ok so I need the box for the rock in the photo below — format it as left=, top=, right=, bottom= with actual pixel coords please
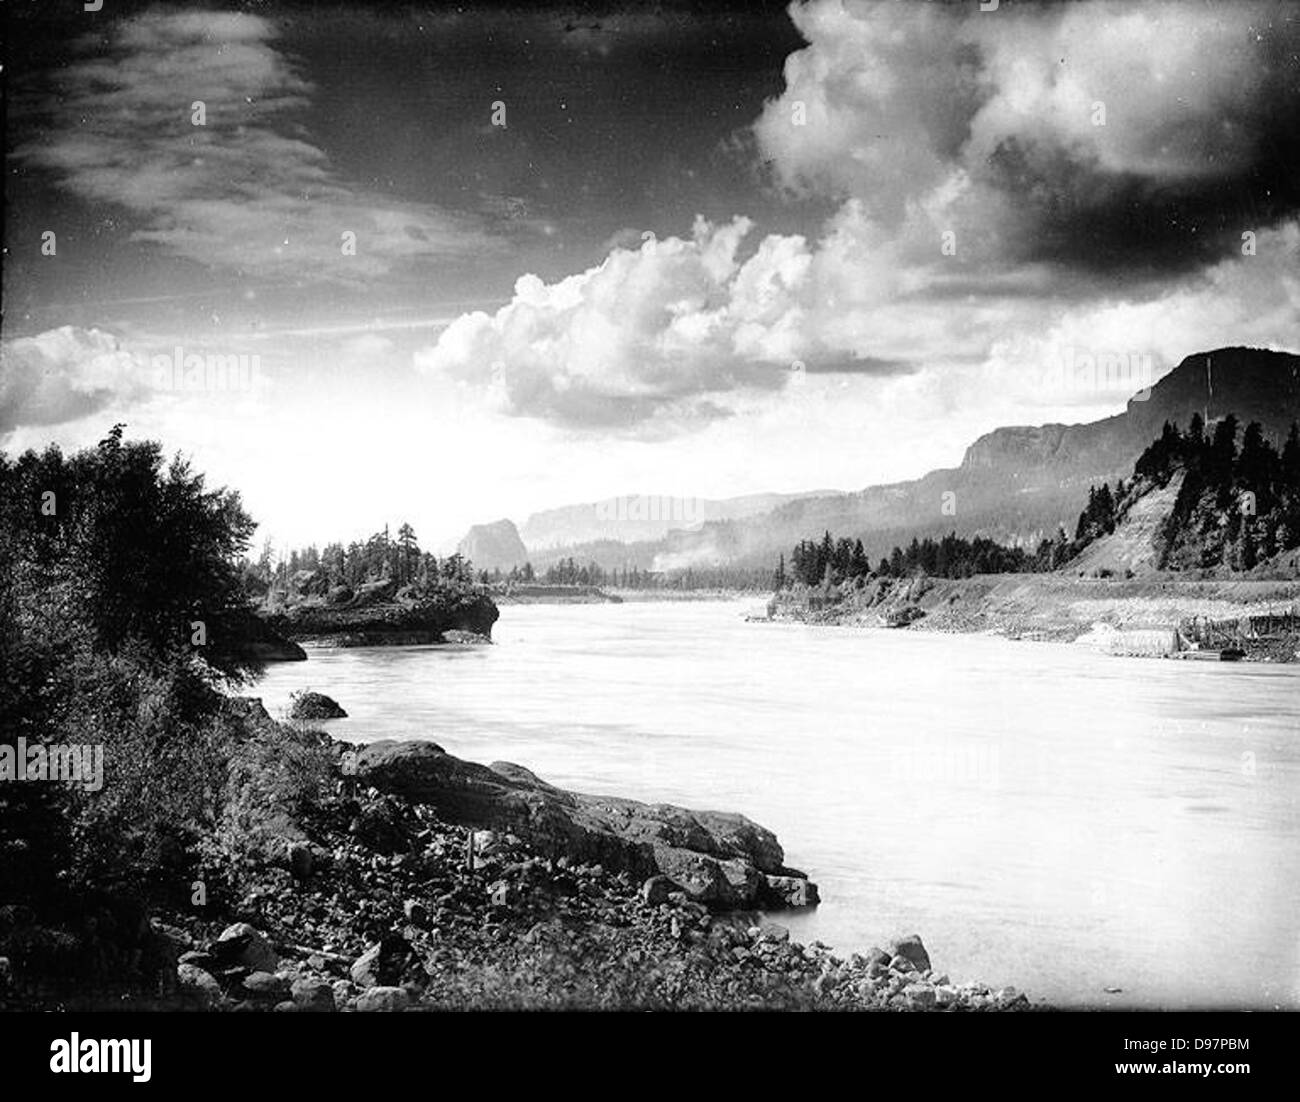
left=442, top=630, right=492, bottom=645
left=288, top=691, right=347, bottom=720
left=265, top=590, right=498, bottom=645
left=640, top=875, right=674, bottom=906
left=457, top=519, right=528, bottom=573
left=350, top=936, right=408, bottom=989
left=356, top=986, right=410, bottom=1013
left=178, top=949, right=219, bottom=972
left=864, top=947, right=891, bottom=971
left=757, top=923, right=790, bottom=943
left=289, top=843, right=313, bottom=882
left=761, top=874, right=820, bottom=909
left=176, top=963, right=221, bottom=1007
left=903, top=983, right=937, bottom=1010
left=291, top=977, right=336, bottom=1012
left=213, top=923, right=279, bottom=973
left=887, top=934, right=931, bottom=973
left=347, top=739, right=815, bottom=909
left=241, top=971, right=291, bottom=1001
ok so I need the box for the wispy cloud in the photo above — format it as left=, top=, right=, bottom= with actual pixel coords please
left=14, top=11, right=491, bottom=279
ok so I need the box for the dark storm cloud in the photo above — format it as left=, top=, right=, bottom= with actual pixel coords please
left=756, top=0, right=1300, bottom=277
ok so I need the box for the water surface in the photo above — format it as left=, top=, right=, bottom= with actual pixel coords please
left=255, top=600, right=1300, bottom=1008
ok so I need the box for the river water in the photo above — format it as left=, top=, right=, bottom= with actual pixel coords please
left=254, top=599, right=1300, bottom=1008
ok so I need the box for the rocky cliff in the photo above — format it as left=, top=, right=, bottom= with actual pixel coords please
left=456, top=519, right=528, bottom=572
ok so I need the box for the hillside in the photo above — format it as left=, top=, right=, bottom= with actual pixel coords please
left=512, top=347, right=1300, bottom=572
left=513, top=490, right=841, bottom=551
left=1064, top=472, right=1186, bottom=578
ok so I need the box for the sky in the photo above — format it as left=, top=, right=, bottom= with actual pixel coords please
left=3, top=0, right=1299, bottom=551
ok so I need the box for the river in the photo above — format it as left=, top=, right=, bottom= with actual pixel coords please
left=254, top=599, right=1300, bottom=1008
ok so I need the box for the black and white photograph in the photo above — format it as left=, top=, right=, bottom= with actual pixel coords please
left=1, top=0, right=1297, bottom=1080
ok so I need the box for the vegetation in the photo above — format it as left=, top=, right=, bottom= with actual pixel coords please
left=249, top=525, right=478, bottom=599
left=1125, top=415, right=1300, bottom=570
left=777, top=415, right=1300, bottom=589
left=0, top=427, right=275, bottom=927
left=488, top=559, right=772, bottom=591
left=783, top=529, right=1041, bottom=588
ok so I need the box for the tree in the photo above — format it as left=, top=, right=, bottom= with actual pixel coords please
left=396, top=522, right=419, bottom=584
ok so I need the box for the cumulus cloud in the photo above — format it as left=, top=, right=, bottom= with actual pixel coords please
left=418, top=0, right=1299, bottom=432
left=418, top=215, right=914, bottom=430
left=755, top=0, right=1300, bottom=272
left=0, top=327, right=150, bottom=434
left=14, top=11, right=488, bottom=278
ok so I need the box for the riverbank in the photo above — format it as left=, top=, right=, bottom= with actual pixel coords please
left=768, top=574, right=1300, bottom=660
left=0, top=700, right=1034, bottom=1012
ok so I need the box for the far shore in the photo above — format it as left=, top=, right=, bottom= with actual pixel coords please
left=765, top=573, right=1300, bottom=661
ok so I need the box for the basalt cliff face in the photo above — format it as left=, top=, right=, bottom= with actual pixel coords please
left=263, top=591, right=499, bottom=648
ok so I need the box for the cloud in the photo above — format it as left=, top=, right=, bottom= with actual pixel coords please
left=754, top=0, right=1300, bottom=273
left=0, top=327, right=149, bottom=434
left=419, top=215, right=892, bottom=430
left=418, top=0, right=1298, bottom=433
left=14, top=11, right=489, bottom=279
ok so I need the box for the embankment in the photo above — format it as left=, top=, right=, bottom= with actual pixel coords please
left=769, top=574, right=1300, bottom=659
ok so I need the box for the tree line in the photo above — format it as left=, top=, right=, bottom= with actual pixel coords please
left=776, top=413, right=1300, bottom=588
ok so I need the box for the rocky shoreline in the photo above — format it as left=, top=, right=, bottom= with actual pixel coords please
left=260, top=589, right=499, bottom=652
left=767, top=573, right=1300, bottom=661
left=0, top=702, right=1036, bottom=1012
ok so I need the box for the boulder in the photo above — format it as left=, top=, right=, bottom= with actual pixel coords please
left=241, top=971, right=291, bottom=1001
left=288, top=691, right=348, bottom=720
left=176, top=963, right=221, bottom=1007
left=761, top=874, right=820, bottom=908
left=887, top=934, right=931, bottom=973
left=348, top=739, right=817, bottom=910
left=212, top=923, right=279, bottom=973
left=903, top=982, right=937, bottom=1010
left=356, top=986, right=410, bottom=1013
left=350, top=936, right=409, bottom=989
left=177, top=950, right=219, bottom=972
left=640, top=875, right=674, bottom=906
left=291, top=977, right=336, bottom=1012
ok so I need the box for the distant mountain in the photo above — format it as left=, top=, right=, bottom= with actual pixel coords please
left=457, top=519, right=528, bottom=571
left=517, top=490, right=840, bottom=550
left=467, top=347, right=1300, bottom=574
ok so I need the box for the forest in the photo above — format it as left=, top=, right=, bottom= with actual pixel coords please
left=778, top=415, right=1300, bottom=587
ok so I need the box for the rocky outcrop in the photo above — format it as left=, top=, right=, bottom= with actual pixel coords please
left=348, top=739, right=817, bottom=911
left=457, top=519, right=529, bottom=572
left=288, top=691, right=347, bottom=720
left=238, top=614, right=307, bottom=662
left=264, top=591, right=499, bottom=647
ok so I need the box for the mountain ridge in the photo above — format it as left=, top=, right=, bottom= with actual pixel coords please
left=463, top=346, right=1300, bottom=572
